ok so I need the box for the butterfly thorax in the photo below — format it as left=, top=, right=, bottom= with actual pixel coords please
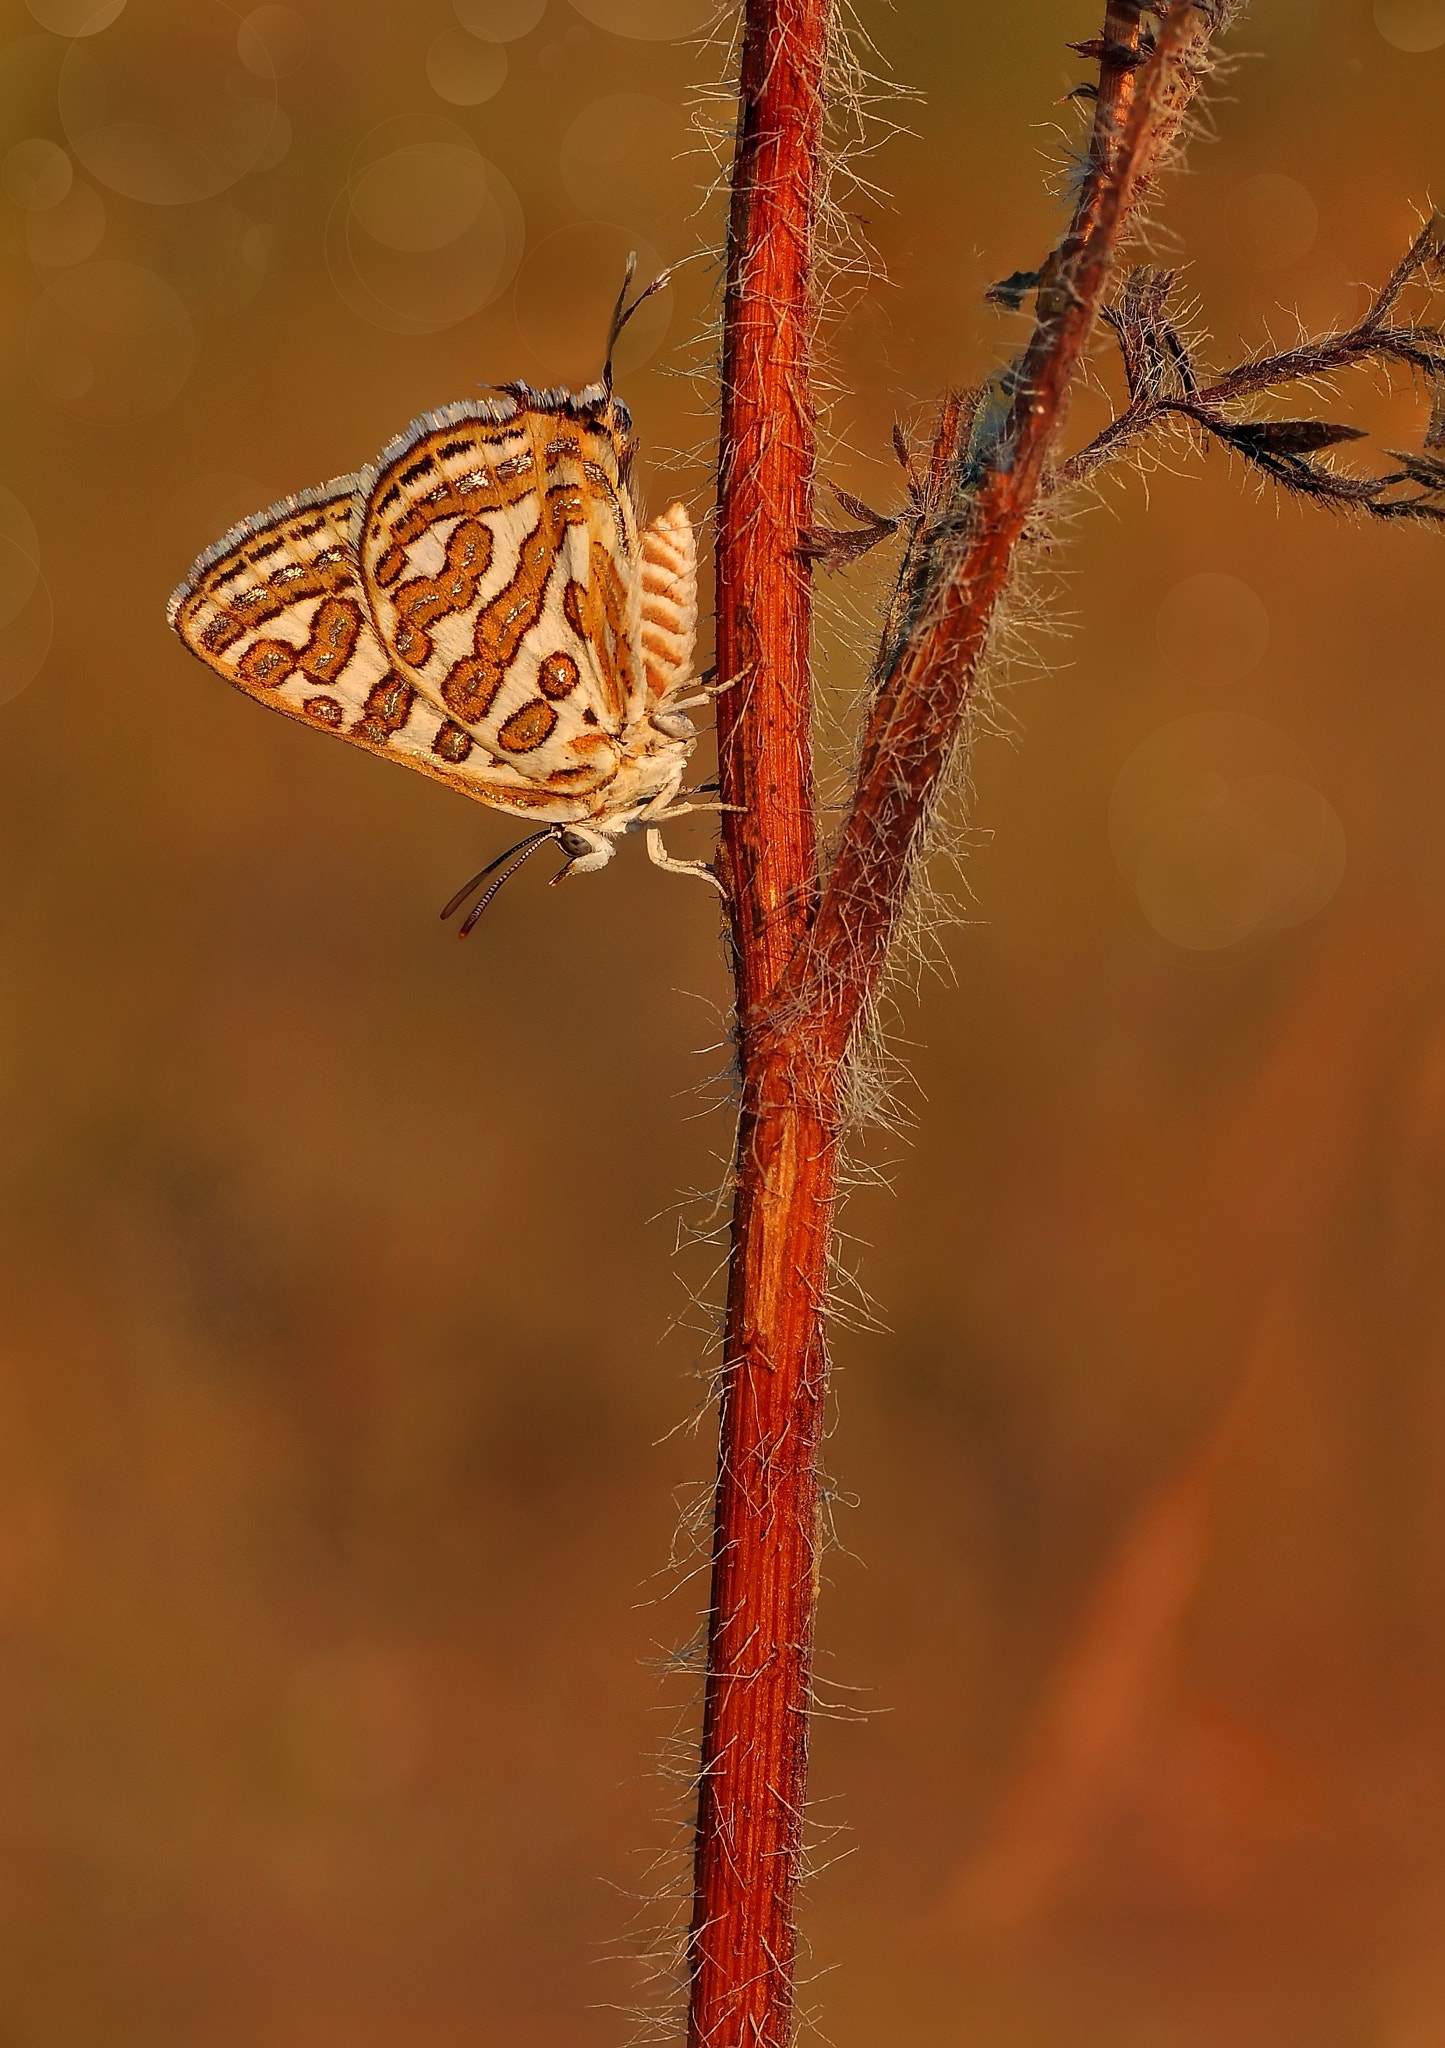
left=588, top=727, right=693, bottom=831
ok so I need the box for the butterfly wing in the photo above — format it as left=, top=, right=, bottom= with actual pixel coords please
left=167, top=481, right=590, bottom=821
left=353, top=386, right=644, bottom=803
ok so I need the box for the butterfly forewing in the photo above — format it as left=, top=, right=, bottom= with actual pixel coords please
left=166, top=481, right=590, bottom=820
left=354, top=388, right=645, bottom=802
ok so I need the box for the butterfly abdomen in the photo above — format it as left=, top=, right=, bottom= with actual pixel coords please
left=638, top=501, right=698, bottom=706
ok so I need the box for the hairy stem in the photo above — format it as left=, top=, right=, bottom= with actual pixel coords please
left=690, top=0, right=833, bottom=2043
left=689, top=6, right=1227, bottom=2044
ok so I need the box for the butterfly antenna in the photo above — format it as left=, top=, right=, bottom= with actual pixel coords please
left=603, top=253, right=638, bottom=391
left=440, top=829, right=553, bottom=927
left=603, top=254, right=673, bottom=391
left=456, top=831, right=559, bottom=936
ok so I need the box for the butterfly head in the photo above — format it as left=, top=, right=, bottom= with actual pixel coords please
left=553, top=824, right=616, bottom=878
left=440, top=822, right=617, bottom=936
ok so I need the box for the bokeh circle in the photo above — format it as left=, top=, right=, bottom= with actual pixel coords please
left=237, top=6, right=310, bottom=77
left=58, top=5, right=280, bottom=205
left=1155, top=573, right=1270, bottom=687
left=1373, top=0, right=1445, bottom=50
left=26, top=260, right=194, bottom=421
left=3, top=138, right=73, bottom=209
left=1110, top=714, right=1345, bottom=951
left=0, top=487, right=54, bottom=708
left=325, top=117, right=524, bottom=336
left=560, top=93, right=693, bottom=231
left=426, top=28, right=507, bottom=105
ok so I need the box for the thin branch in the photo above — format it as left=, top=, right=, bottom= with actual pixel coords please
left=1057, top=212, right=1445, bottom=500
left=772, top=0, right=1233, bottom=1068
left=689, top=0, right=835, bottom=2042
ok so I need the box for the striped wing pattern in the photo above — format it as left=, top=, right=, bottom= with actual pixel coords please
left=167, top=383, right=699, bottom=832
left=355, top=397, right=639, bottom=796
left=166, top=479, right=588, bottom=820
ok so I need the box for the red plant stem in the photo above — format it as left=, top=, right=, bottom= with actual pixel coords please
left=689, top=7, right=1223, bottom=2045
left=690, top=0, right=833, bottom=2042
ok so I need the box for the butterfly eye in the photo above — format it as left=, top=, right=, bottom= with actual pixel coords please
left=651, top=708, right=695, bottom=740
left=557, top=828, right=593, bottom=858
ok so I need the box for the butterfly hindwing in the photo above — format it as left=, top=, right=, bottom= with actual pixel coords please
left=353, top=386, right=645, bottom=804
left=166, top=482, right=589, bottom=820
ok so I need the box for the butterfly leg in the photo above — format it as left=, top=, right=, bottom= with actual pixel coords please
left=645, top=828, right=724, bottom=894
left=634, top=772, right=689, bottom=822
left=690, top=663, right=743, bottom=697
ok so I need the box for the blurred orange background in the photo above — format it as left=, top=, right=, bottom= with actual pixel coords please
left=2, top=0, right=1443, bottom=2041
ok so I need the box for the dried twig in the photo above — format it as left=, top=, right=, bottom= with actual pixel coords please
left=1054, top=212, right=1445, bottom=518
left=776, top=1, right=1237, bottom=1064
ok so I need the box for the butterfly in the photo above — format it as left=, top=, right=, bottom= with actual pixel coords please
left=168, top=289, right=718, bottom=929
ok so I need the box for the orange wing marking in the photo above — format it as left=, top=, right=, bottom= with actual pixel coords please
left=496, top=700, right=558, bottom=753
left=432, top=720, right=475, bottom=764
left=387, top=518, right=494, bottom=667
left=439, top=481, right=588, bottom=727
left=537, top=653, right=580, bottom=699
left=354, top=672, right=417, bottom=745
left=237, top=595, right=364, bottom=690
left=201, top=554, right=350, bottom=649
left=378, top=449, right=541, bottom=556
